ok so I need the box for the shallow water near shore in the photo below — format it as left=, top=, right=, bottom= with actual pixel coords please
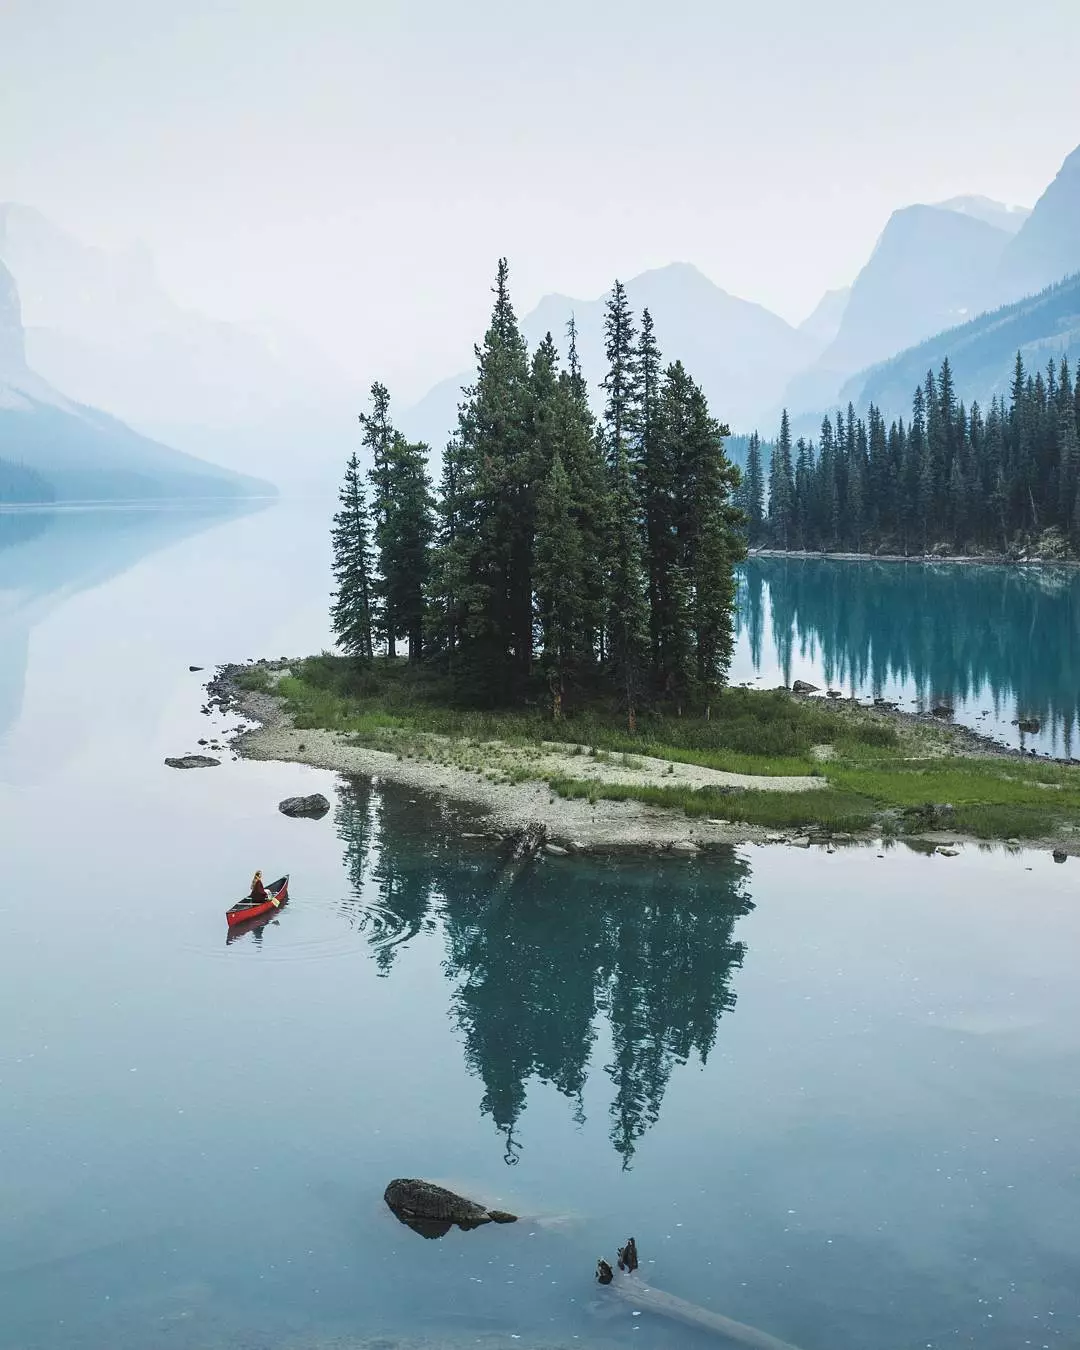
left=2, top=500, right=1080, bottom=1349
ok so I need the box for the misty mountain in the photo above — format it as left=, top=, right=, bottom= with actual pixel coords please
left=399, top=262, right=818, bottom=450
left=934, top=195, right=1031, bottom=234
left=793, top=206, right=1012, bottom=407
left=840, top=272, right=1080, bottom=421
left=0, top=204, right=358, bottom=488
left=798, top=287, right=851, bottom=348
left=997, top=143, right=1080, bottom=303
left=0, top=259, right=271, bottom=502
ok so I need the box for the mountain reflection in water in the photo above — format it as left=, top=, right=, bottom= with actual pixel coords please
left=334, top=776, right=752, bottom=1168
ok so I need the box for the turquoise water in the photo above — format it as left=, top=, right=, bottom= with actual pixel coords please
left=735, top=556, right=1080, bottom=756
left=1, top=502, right=1079, bottom=1349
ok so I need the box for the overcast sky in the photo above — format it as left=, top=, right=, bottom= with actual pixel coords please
left=3, top=0, right=1079, bottom=399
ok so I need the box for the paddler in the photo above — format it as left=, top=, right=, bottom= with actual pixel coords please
left=249, top=870, right=268, bottom=902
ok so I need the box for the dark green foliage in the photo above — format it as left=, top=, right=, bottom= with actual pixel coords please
left=331, top=452, right=376, bottom=662
left=359, top=384, right=435, bottom=659
left=333, top=261, right=741, bottom=721
left=534, top=450, right=585, bottom=716
left=760, top=352, right=1080, bottom=556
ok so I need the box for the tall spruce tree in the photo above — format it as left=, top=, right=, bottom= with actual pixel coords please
left=743, top=432, right=766, bottom=543
left=360, top=382, right=397, bottom=656
left=767, top=411, right=795, bottom=547
left=453, top=258, right=531, bottom=703
left=331, top=452, right=376, bottom=662
left=534, top=450, right=585, bottom=717
left=381, top=434, right=435, bottom=661
left=600, top=282, right=649, bottom=728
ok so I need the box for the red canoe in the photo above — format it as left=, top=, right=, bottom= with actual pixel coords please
left=226, top=874, right=289, bottom=927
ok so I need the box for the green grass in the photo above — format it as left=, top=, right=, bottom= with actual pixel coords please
left=260, top=654, right=894, bottom=777
left=234, top=653, right=1080, bottom=842
left=546, top=776, right=879, bottom=832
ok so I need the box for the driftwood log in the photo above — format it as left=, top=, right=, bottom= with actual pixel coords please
left=597, top=1238, right=803, bottom=1350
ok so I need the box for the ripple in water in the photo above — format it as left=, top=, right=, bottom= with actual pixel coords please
left=185, top=891, right=445, bottom=964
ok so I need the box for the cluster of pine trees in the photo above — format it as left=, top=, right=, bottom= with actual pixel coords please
left=332, top=261, right=745, bottom=723
left=747, top=355, right=1080, bottom=557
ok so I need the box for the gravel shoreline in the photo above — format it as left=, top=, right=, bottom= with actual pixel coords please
left=206, top=663, right=1078, bottom=857
left=207, top=665, right=838, bottom=853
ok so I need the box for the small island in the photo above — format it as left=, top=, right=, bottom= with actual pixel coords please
left=222, top=264, right=1080, bottom=858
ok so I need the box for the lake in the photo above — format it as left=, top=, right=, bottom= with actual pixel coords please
left=1, top=500, right=1079, bottom=1350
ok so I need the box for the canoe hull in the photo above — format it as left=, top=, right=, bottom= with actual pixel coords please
left=226, top=875, right=288, bottom=926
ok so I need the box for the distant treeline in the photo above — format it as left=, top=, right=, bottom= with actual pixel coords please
left=741, top=353, right=1080, bottom=556
left=0, top=456, right=53, bottom=503
left=331, top=260, right=745, bottom=722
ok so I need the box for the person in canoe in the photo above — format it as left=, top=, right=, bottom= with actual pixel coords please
left=248, top=870, right=268, bottom=904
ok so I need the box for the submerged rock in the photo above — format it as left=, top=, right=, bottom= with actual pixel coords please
left=384, top=1178, right=517, bottom=1239
left=278, top=793, right=331, bottom=819
left=165, top=755, right=220, bottom=769
left=671, top=839, right=700, bottom=853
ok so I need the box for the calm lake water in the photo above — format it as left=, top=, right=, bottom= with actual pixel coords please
left=735, top=556, right=1080, bottom=756
left=2, top=501, right=1079, bottom=1350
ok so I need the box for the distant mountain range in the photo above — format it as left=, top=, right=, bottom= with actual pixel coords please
left=4, top=139, right=1077, bottom=481
left=0, top=259, right=271, bottom=502
left=842, top=272, right=1080, bottom=419
left=0, top=204, right=359, bottom=490
left=785, top=147, right=1080, bottom=430
left=400, top=262, right=822, bottom=451
left=403, top=142, right=1080, bottom=451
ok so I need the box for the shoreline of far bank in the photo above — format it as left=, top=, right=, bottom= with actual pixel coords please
left=205, top=661, right=1080, bottom=860
left=748, top=547, right=1080, bottom=568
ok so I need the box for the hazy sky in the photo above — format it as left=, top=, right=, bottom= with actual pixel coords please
left=3, top=0, right=1079, bottom=399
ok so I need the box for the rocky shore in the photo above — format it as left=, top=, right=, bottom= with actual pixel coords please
left=207, top=664, right=838, bottom=852
left=206, top=662, right=1079, bottom=858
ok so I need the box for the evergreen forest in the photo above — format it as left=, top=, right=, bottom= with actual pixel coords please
left=331, top=260, right=746, bottom=724
left=747, top=354, right=1080, bottom=557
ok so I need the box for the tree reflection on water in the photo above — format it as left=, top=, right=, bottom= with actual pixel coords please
left=336, top=777, right=752, bottom=1167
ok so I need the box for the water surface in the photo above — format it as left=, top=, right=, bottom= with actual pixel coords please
left=735, top=555, right=1080, bottom=756
left=1, top=504, right=1078, bottom=1349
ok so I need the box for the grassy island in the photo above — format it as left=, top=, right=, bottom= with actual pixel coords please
left=234, top=657, right=1080, bottom=846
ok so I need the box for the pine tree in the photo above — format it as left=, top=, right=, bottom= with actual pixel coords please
left=381, top=434, right=435, bottom=661
left=360, top=382, right=397, bottom=656
left=600, top=281, right=649, bottom=727
left=636, top=308, right=666, bottom=671
left=767, top=411, right=795, bottom=547
left=453, top=258, right=531, bottom=703
left=743, top=433, right=765, bottom=543
left=601, top=281, right=639, bottom=476
left=606, top=456, right=650, bottom=730
left=534, top=450, right=585, bottom=717
left=331, top=452, right=376, bottom=662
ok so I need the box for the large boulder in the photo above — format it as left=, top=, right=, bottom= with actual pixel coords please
left=384, top=1178, right=517, bottom=1240
left=278, top=793, right=331, bottom=819
left=792, top=680, right=819, bottom=695
left=165, top=755, right=220, bottom=769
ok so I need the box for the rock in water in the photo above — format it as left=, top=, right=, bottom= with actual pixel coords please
left=384, top=1178, right=517, bottom=1239
left=188, top=665, right=204, bottom=672
left=165, top=755, right=220, bottom=769
left=792, top=680, right=819, bottom=695
left=278, top=793, right=331, bottom=819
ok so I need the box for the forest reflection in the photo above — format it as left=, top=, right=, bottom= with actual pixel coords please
left=739, top=556, right=1080, bottom=753
left=335, top=778, right=753, bottom=1168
